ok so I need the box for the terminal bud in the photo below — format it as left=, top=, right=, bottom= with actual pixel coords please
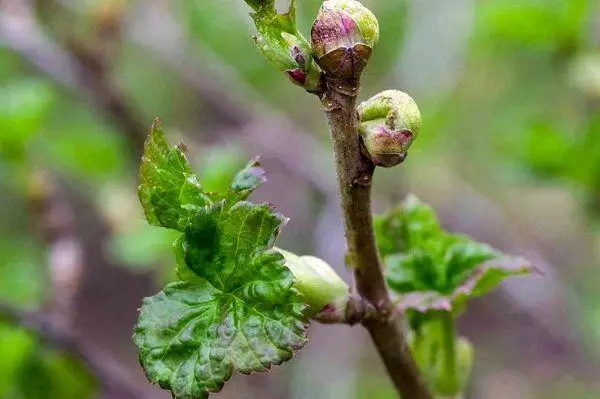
left=311, top=0, right=379, bottom=81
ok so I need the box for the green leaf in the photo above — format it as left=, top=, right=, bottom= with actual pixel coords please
left=376, top=195, right=537, bottom=317
left=138, top=119, right=211, bottom=231
left=138, top=121, right=268, bottom=232
left=375, top=194, right=442, bottom=257
left=245, top=0, right=322, bottom=92
left=228, top=157, right=267, bottom=202
left=135, top=123, right=308, bottom=398
left=135, top=254, right=306, bottom=397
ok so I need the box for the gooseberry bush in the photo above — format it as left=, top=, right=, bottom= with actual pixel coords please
left=133, top=1, right=537, bottom=398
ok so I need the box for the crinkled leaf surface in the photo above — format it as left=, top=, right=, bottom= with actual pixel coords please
left=375, top=195, right=537, bottom=320
left=135, top=122, right=307, bottom=398
left=138, top=120, right=211, bottom=231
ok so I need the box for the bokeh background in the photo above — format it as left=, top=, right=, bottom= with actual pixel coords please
left=1, top=0, right=600, bottom=398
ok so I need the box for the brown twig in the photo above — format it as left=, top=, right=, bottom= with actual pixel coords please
left=320, top=79, right=432, bottom=398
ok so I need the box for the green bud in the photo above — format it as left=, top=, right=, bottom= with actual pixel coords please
left=246, top=0, right=322, bottom=92
left=409, top=322, right=473, bottom=397
left=311, top=0, right=379, bottom=81
left=276, top=248, right=349, bottom=317
left=357, top=90, right=421, bottom=167
left=456, top=337, right=474, bottom=394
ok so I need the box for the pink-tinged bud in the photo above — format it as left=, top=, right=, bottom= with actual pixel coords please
left=311, top=0, right=379, bottom=81
left=357, top=90, right=421, bottom=168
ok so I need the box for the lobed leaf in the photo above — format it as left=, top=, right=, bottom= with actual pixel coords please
left=135, top=278, right=306, bottom=398
left=138, top=120, right=210, bottom=231
left=376, top=195, right=538, bottom=319
left=135, top=121, right=307, bottom=398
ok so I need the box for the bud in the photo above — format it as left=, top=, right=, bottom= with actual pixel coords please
left=357, top=90, right=421, bottom=167
left=311, top=0, right=379, bottom=80
left=246, top=0, right=322, bottom=92
left=456, top=337, right=474, bottom=394
left=409, top=327, right=473, bottom=396
left=276, top=248, right=350, bottom=317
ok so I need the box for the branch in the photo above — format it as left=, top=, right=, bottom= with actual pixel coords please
left=131, top=7, right=576, bottom=348
left=321, top=82, right=432, bottom=398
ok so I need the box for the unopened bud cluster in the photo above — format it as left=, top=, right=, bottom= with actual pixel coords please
left=357, top=90, right=421, bottom=167
left=244, top=0, right=380, bottom=89
left=311, top=0, right=379, bottom=81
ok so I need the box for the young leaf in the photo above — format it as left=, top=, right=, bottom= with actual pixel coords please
left=228, top=157, right=267, bottom=202
left=243, top=0, right=322, bottom=92
left=134, top=275, right=306, bottom=398
left=378, top=197, right=535, bottom=396
left=375, top=195, right=537, bottom=316
left=138, top=120, right=211, bottom=231
left=135, top=122, right=308, bottom=398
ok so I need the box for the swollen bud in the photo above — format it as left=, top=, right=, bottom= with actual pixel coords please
left=456, top=337, right=474, bottom=394
left=276, top=248, right=350, bottom=317
left=357, top=90, right=421, bottom=167
left=409, top=327, right=474, bottom=396
left=246, top=0, right=322, bottom=92
left=311, top=0, right=379, bottom=81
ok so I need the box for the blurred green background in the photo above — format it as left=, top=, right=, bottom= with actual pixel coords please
left=1, top=0, right=599, bottom=398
